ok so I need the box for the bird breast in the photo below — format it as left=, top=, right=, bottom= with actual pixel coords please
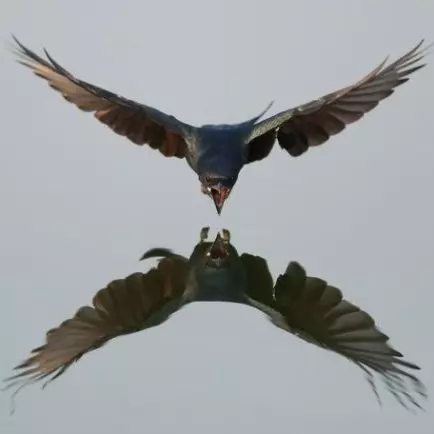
left=193, top=269, right=247, bottom=304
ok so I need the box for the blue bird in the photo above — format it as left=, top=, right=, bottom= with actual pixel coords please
left=4, top=228, right=427, bottom=411
left=10, top=37, right=431, bottom=214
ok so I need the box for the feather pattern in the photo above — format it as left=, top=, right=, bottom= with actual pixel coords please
left=244, top=260, right=427, bottom=411
left=248, top=40, right=431, bottom=157
left=10, top=36, right=192, bottom=158
left=4, top=258, right=188, bottom=401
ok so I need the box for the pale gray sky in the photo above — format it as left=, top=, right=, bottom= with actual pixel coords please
left=1, top=0, right=433, bottom=432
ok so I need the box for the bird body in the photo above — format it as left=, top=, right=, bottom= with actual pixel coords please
left=192, top=125, right=247, bottom=177
left=6, top=35, right=431, bottom=412
left=5, top=228, right=427, bottom=411
left=185, top=233, right=248, bottom=303
left=188, top=266, right=248, bottom=303
left=11, top=37, right=431, bottom=213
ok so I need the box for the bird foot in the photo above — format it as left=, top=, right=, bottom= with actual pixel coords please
left=221, top=228, right=231, bottom=243
left=200, top=227, right=210, bottom=242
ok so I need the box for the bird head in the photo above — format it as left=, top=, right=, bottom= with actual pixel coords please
left=196, top=103, right=274, bottom=215
left=189, top=227, right=237, bottom=270
left=200, top=175, right=235, bottom=215
left=204, top=231, right=231, bottom=268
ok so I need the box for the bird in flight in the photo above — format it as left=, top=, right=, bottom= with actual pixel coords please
left=10, top=37, right=431, bottom=214
left=4, top=228, right=426, bottom=411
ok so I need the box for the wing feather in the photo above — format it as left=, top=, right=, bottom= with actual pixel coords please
left=273, top=262, right=427, bottom=410
left=245, top=258, right=426, bottom=410
left=11, top=36, right=191, bottom=159
left=247, top=41, right=431, bottom=158
left=240, top=253, right=275, bottom=306
left=4, top=258, right=188, bottom=396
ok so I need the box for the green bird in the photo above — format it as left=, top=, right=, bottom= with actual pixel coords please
left=4, top=228, right=426, bottom=411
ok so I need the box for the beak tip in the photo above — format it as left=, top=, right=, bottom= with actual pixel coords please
left=212, top=197, right=224, bottom=215
left=209, top=184, right=231, bottom=215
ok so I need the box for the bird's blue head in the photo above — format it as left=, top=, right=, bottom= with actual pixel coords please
left=197, top=102, right=274, bottom=214
left=189, top=227, right=239, bottom=270
left=199, top=173, right=237, bottom=215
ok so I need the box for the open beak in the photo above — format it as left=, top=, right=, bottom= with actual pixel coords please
left=210, top=184, right=231, bottom=215
left=208, top=233, right=228, bottom=263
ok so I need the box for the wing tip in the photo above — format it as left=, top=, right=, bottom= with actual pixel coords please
left=6, top=34, right=26, bottom=59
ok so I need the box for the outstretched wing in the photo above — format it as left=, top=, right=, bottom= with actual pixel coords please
left=247, top=40, right=430, bottom=159
left=4, top=257, right=188, bottom=393
left=11, top=37, right=192, bottom=158
left=240, top=253, right=275, bottom=306
left=271, top=262, right=427, bottom=410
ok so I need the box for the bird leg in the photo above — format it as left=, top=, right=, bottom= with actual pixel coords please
left=221, top=229, right=231, bottom=243
left=200, top=227, right=210, bottom=242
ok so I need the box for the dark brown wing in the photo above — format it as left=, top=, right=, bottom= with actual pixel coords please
left=248, top=40, right=430, bottom=158
left=11, top=37, right=191, bottom=158
left=244, top=260, right=427, bottom=411
left=4, top=257, right=188, bottom=395
left=273, top=262, right=427, bottom=410
left=240, top=253, right=292, bottom=328
left=240, top=253, right=275, bottom=306
left=245, top=129, right=277, bottom=163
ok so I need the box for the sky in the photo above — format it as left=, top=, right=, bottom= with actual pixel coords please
left=1, top=0, right=433, bottom=432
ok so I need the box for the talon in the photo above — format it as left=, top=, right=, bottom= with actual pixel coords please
left=200, top=227, right=210, bottom=242
left=221, top=229, right=230, bottom=243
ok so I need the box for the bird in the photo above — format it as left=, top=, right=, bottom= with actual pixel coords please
left=10, top=37, right=431, bottom=214
left=4, top=228, right=427, bottom=411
